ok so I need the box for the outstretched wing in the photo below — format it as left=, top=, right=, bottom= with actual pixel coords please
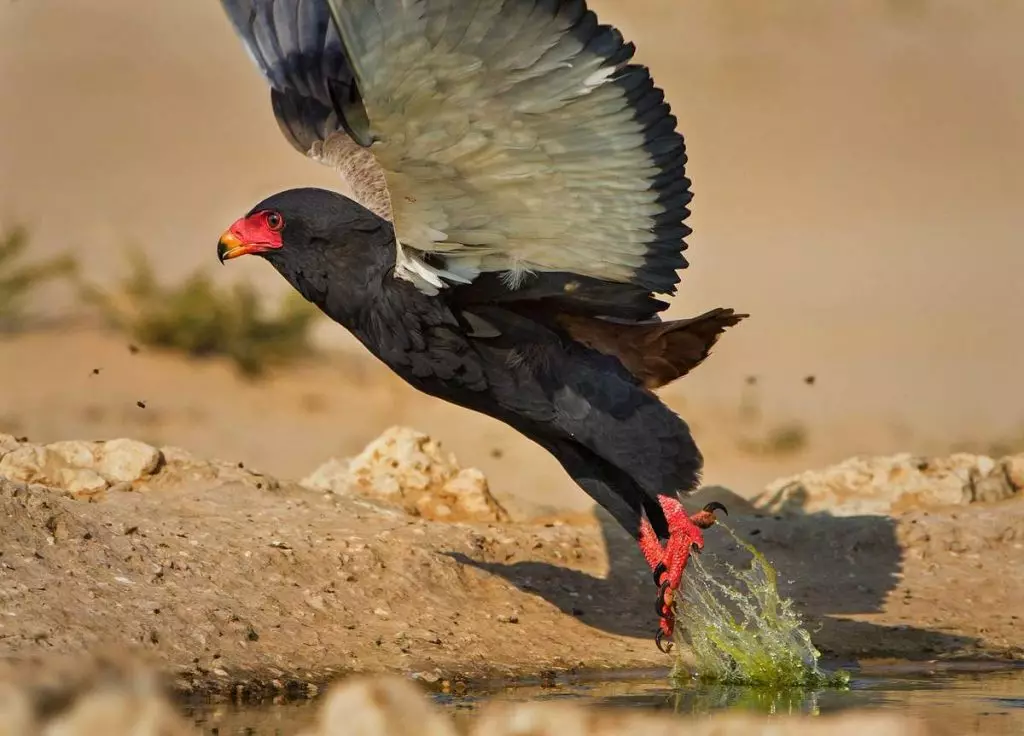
left=219, top=0, right=692, bottom=295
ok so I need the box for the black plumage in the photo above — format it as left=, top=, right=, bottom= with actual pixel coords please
left=215, top=0, right=747, bottom=648
left=227, top=189, right=738, bottom=540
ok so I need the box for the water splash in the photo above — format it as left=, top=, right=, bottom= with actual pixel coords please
left=670, top=524, right=850, bottom=689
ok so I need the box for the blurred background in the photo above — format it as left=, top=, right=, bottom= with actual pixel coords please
left=0, top=0, right=1021, bottom=516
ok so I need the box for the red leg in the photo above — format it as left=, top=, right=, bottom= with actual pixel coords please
left=637, top=497, right=727, bottom=653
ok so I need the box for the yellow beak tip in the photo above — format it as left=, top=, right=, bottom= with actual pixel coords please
left=217, top=232, right=247, bottom=263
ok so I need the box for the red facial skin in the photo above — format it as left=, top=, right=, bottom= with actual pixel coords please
left=218, top=210, right=285, bottom=260
left=638, top=496, right=720, bottom=652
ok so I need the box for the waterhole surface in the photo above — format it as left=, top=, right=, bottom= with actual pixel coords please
left=186, top=663, right=1024, bottom=736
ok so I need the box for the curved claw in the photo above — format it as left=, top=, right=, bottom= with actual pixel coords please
left=655, top=629, right=674, bottom=654
left=703, top=501, right=729, bottom=516
left=656, top=580, right=672, bottom=616
left=651, top=561, right=667, bottom=586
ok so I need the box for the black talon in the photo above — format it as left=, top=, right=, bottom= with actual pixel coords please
left=652, top=561, right=667, bottom=586
left=655, top=579, right=672, bottom=616
left=703, top=501, right=729, bottom=516
left=690, top=541, right=701, bottom=555
left=655, top=629, right=673, bottom=654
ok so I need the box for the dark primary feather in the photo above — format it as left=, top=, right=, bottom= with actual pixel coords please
left=221, top=0, right=367, bottom=149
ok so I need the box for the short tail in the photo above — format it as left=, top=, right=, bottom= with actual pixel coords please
left=557, top=307, right=747, bottom=390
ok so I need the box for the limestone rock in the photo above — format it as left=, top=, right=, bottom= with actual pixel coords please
left=159, top=445, right=200, bottom=469
left=970, top=459, right=1018, bottom=503
left=1005, top=454, right=1024, bottom=492
left=43, top=688, right=195, bottom=736
left=0, top=657, right=194, bottom=736
left=57, top=467, right=109, bottom=499
left=469, top=704, right=927, bottom=736
left=0, top=445, right=64, bottom=485
left=302, top=457, right=351, bottom=495
left=302, top=427, right=507, bottom=523
left=97, top=439, right=162, bottom=483
left=0, top=438, right=164, bottom=495
left=303, top=675, right=456, bottom=736
left=148, top=445, right=222, bottom=487
left=755, top=452, right=1022, bottom=516
left=414, top=468, right=496, bottom=521
left=0, top=433, right=21, bottom=461
left=0, top=666, right=936, bottom=736
left=47, top=440, right=101, bottom=468
left=0, top=682, right=34, bottom=736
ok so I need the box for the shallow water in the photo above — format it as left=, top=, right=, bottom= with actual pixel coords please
left=187, top=663, right=1024, bottom=735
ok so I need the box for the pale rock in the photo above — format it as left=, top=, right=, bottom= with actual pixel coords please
left=1004, top=454, right=1024, bottom=492
left=0, top=445, right=64, bottom=485
left=0, top=682, right=34, bottom=736
left=97, top=439, right=162, bottom=483
left=346, top=428, right=441, bottom=501
left=1, top=439, right=159, bottom=493
left=302, top=457, right=352, bottom=495
left=147, top=445, right=217, bottom=487
left=0, top=434, right=20, bottom=461
left=755, top=452, right=1020, bottom=516
left=159, top=446, right=199, bottom=468
left=302, top=675, right=456, bottom=736
left=470, top=704, right=928, bottom=736
left=43, top=688, right=195, bottom=736
left=416, top=495, right=452, bottom=519
left=969, top=453, right=1023, bottom=504
left=47, top=440, right=100, bottom=468
left=57, top=468, right=109, bottom=498
left=0, top=668, right=935, bottom=736
left=444, top=468, right=495, bottom=518
left=302, top=427, right=507, bottom=523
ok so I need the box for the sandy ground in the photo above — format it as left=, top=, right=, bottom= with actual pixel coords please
left=1, top=449, right=1022, bottom=700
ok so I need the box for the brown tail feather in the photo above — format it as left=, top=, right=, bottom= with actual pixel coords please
left=557, top=307, right=747, bottom=390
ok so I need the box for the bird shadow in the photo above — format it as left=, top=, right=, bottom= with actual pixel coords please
left=445, top=489, right=982, bottom=659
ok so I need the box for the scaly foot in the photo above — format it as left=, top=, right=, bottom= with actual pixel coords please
left=638, top=497, right=727, bottom=653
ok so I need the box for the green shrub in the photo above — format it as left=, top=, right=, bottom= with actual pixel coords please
left=82, top=250, right=320, bottom=377
left=0, top=225, right=77, bottom=330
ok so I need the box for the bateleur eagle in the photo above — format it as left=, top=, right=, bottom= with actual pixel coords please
left=216, top=0, right=746, bottom=652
